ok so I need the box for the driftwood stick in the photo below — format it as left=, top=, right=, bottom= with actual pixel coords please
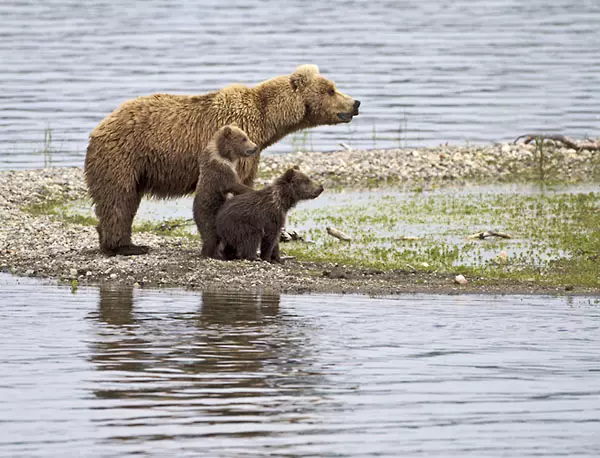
left=468, top=230, right=512, bottom=240
left=326, top=226, right=352, bottom=242
left=513, top=134, right=600, bottom=151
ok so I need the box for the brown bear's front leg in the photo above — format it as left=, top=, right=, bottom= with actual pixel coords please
left=95, top=190, right=148, bottom=256
left=236, top=155, right=260, bottom=188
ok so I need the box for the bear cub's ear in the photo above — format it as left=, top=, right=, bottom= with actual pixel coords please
left=222, top=125, right=232, bottom=137
left=282, top=167, right=298, bottom=182
left=290, top=64, right=320, bottom=90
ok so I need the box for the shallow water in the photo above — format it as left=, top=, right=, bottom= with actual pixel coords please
left=1, top=0, right=600, bottom=169
left=1, top=273, right=600, bottom=457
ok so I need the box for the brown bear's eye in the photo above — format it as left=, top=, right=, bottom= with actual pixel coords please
left=328, top=88, right=335, bottom=96
left=242, top=138, right=247, bottom=143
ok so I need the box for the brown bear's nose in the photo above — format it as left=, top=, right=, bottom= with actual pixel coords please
left=353, top=100, right=361, bottom=110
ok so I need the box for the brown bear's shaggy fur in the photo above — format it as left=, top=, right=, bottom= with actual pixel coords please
left=193, top=125, right=258, bottom=258
left=84, top=64, right=360, bottom=255
left=215, top=167, right=323, bottom=263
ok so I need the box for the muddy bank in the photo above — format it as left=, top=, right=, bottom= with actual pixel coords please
left=1, top=144, right=598, bottom=295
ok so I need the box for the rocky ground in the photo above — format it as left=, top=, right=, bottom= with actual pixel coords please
left=1, top=143, right=598, bottom=295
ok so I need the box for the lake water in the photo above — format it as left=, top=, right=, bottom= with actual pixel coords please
left=1, top=273, right=600, bottom=457
left=2, top=3, right=600, bottom=454
left=1, top=0, right=600, bottom=169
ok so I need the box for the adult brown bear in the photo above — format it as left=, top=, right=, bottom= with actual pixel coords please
left=84, top=65, right=360, bottom=255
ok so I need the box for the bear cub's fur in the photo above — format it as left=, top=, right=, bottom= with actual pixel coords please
left=193, top=125, right=258, bottom=258
left=215, top=167, right=323, bottom=263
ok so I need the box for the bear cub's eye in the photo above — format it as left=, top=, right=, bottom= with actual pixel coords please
left=242, top=138, right=247, bottom=143
left=328, top=88, right=335, bottom=96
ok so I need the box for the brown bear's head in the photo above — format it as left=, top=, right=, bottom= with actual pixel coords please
left=216, top=125, right=259, bottom=162
left=290, top=65, right=360, bottom=126
left=278, top=166, right=324, bottom=203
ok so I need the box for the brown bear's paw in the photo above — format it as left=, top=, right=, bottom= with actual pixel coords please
left=106, top=245, right=150, bottom=256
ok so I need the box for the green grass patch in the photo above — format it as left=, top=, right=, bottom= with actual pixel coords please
left=283, top=186, right=600, bottom=288
left=23, top=196, right=198, bottom=238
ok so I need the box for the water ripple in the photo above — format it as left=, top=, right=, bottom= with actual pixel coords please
left=1, top=0, right=600, bottom=169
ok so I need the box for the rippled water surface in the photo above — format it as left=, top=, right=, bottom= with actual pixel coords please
left=1, top=0, right=599, bottom=169
left=1, top=274, right=600, bottom=457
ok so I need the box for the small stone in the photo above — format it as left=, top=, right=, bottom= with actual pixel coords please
left=454, top=274, right=468, bottom=285
left=86, top=271, right=92, bottom=276
left=323, top=269, right=347, bottom=279
left=501, top=144, right=511, bottom=153
left=25, top=269, right=34, bottom=277
left=69, top=268, right=78, bottom=278
left=109, top=273, right=117, bottom=279
left=495, top=250, right=509, bottom=265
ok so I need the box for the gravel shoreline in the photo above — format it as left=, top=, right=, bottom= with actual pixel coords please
left=1, top=143, right=598, bottom=295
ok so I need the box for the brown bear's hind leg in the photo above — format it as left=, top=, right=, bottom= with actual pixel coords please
left=95, top=190, right=148, bottom=256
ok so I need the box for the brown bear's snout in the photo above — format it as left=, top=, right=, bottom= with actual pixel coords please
left=245, top=146, right=259, bottom=157
left=353, top=100, right=361, bottom=115
left=312, top=184, right=324, bottom=198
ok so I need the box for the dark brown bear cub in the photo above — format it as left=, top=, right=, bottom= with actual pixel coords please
left=215, top=167, right=323, bottom=263
left=193, top=125, right=258, bottom=258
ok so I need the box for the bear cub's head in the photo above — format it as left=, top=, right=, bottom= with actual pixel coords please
left=215, top=125, right=259, bottom=162
left=277, top=166, right=324, bottom=203
left=290, top=64, right=360, bottom=126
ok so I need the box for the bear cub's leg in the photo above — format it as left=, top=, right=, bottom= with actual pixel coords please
left=260, top=223, right=282, bottom=263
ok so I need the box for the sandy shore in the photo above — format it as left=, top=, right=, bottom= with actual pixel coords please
left=1, top=143, right=598, bottom=295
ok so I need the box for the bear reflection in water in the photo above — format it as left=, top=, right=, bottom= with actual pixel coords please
left=87, top=285, right=325, bottom=425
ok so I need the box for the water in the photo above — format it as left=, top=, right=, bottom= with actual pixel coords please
left=1, top=0, right=600, bottom=169
left=1, top=273, right=600, bottom=457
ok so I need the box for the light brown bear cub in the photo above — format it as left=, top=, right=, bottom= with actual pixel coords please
left=84, top=64, right=359, bottom=256
left=193, top=125, right=258, bottom=258
left=215, top=167, right=323, bottom=263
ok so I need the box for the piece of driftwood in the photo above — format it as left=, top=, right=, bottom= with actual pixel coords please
left=280, top=229, right=305, bottom=242
left=326, top=226, right=352, bottom=242
left=397, top=235, right=423, bottom=241
left=468, top=230, right=512, bottom=240
left=513, top=134, right=600, bottom=151
left=157, top=218, right=194, bottom=231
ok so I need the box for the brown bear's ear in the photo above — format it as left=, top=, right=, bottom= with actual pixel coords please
left=290, top=64, right=319, bottom=90
left=222, top=125, right=232, bottom=138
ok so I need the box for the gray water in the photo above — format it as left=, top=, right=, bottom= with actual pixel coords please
left=1, top=0, right=600, bottom=169
left=1, top=273, right=600, bottom=457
